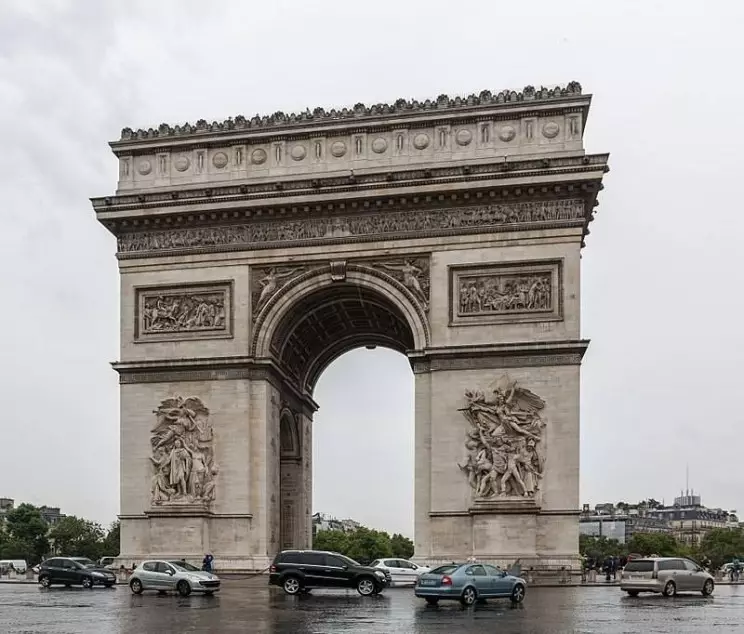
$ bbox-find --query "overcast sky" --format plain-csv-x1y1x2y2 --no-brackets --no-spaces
1,1,742,537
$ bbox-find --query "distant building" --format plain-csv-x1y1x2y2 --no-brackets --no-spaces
312,512,360,535
39,506,65,525
645,493,736,546
579,513,671,544
0,498,14,524
580,492,739,546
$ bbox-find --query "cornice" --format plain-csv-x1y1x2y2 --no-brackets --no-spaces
93,153,609,215
112,356,319,414
409,339,590,373
114,82,586,148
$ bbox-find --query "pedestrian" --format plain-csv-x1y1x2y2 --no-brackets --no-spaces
603,556,613,582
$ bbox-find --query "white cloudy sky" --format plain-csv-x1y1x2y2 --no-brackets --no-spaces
1,1,742,537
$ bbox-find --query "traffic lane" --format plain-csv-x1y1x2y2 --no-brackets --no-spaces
2,581,744,633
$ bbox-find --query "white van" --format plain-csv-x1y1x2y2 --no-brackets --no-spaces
0,560,28,574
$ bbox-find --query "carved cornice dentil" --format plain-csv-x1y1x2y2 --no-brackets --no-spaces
118,82,584,143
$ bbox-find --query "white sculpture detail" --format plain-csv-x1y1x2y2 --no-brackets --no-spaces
458,375,546,501
150,396,218,507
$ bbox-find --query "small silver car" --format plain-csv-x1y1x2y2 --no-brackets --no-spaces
129,560,220,597
620,557,714,597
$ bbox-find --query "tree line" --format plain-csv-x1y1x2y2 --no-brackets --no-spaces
0,503,119,564
580,528,744,571
313,526,414,564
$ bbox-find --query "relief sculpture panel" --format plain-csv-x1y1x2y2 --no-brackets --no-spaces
136,282,232,341
458,375,546,504
363,257,430,312
449,260,562,326
150,396,218,508
251,265,309,317
118,199,585,256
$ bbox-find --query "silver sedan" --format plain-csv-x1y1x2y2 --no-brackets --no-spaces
129,560,220,597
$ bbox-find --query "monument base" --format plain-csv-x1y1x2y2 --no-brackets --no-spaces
417,508,581,585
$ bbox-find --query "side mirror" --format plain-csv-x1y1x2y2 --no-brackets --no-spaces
412,564,418,570
342,565,348,570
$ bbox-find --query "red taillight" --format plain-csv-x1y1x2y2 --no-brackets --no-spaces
441,575,452,586
270,565,276,573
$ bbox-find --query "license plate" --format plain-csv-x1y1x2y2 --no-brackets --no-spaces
420,579,437,586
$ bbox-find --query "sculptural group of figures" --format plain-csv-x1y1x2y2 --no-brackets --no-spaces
142,293,226,333
458,375,546,500
459,274,551,315
150,396,218,506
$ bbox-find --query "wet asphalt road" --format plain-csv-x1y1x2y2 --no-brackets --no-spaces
2,580,744,633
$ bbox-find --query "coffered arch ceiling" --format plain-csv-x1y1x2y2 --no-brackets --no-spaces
270,283,415,394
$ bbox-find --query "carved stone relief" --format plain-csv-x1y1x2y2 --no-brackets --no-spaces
136,282,232,341
458,375,546,502
118,199,585,256
459,272,551,315
449,261,562,326
251,265,308,316
363,257,430,311
150,396,218,508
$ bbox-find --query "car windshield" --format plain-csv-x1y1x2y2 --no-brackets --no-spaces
169,561,201,572
430,565,460,575
72,558,97,568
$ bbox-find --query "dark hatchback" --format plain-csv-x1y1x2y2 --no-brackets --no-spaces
38,557,117,588
269,550,391,596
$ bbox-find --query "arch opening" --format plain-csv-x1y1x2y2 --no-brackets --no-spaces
269,277,421,551
269,281,417,395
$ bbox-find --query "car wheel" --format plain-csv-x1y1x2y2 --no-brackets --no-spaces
81,577,94,589
460,586,477,606
38,575,51,588
511,583,525,604
425,597,439,606
626,590,639,597
702,579,714,596
663,580,676,597
283,576,301,595
177,580,192,597
357,577,376,596
130,579,143,595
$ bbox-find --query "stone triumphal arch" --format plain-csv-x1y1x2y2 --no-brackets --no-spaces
94,82,608,576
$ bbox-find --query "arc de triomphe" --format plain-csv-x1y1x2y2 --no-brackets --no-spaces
93,82,608,575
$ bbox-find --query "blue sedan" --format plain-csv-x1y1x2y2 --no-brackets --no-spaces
414,563,526,606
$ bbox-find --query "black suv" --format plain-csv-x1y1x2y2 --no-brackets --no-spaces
38,557,117,589
270,550,391,596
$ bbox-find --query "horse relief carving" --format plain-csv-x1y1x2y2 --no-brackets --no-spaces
458,375,546,502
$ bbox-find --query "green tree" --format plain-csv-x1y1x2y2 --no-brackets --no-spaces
344,527,392,564
579,535,626,561
627,532,679,557
390,533,414,559
698,528,744,571
3,504,49,564
313,529,349,554
48,516,105,560
101,521,120,557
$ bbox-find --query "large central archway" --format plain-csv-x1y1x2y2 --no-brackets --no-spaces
254,266,427,551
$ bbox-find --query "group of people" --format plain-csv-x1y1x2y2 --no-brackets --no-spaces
582,555,628,583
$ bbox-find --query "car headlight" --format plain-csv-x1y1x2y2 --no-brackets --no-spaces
189,575,203,582
374,570,385,577
92,572,105,577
